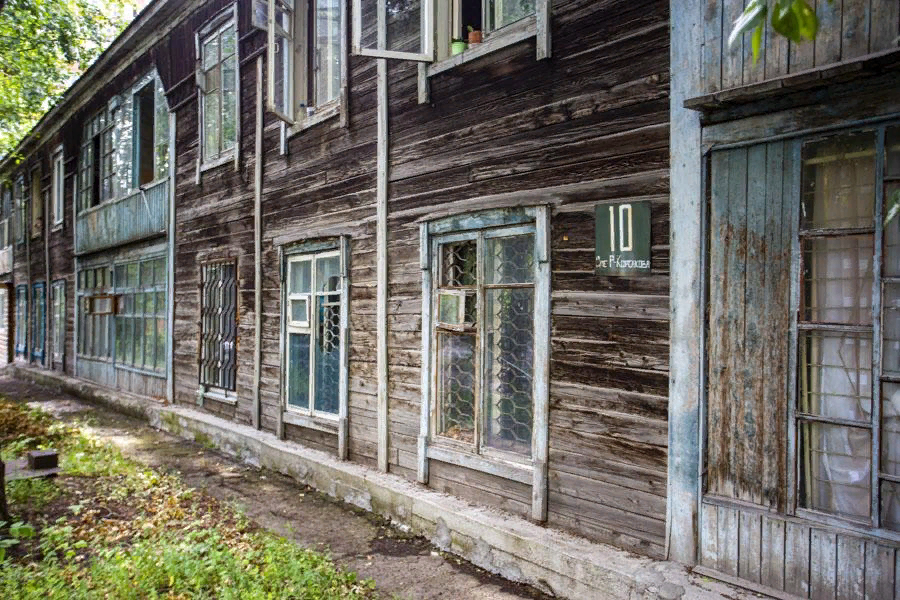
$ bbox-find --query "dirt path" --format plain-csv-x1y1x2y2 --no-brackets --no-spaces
3,375,551,600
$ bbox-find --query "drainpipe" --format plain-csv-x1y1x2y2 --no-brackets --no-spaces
44,174,50,368
252,55,264,430
376,56,390,473
166,111,176,403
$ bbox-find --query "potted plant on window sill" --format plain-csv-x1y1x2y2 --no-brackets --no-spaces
451,38,468,55
467,25,482,44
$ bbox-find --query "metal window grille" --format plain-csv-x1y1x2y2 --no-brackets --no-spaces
199,261,237,391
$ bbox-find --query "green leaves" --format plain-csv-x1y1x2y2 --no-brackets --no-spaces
729,0,828,63
0,0,139,158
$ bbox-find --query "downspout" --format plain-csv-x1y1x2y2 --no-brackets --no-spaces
44,177,50,367
252,55,264,430
25,189,31,364
73,172,79,378
376,56,389,473
166,111,176,403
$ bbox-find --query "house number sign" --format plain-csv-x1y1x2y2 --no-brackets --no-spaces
595,201,651,276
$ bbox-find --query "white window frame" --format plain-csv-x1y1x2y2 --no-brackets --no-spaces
266,0,349,132
0,183,12,248
51,146,64,228
419,206,550,521
279,237,350,458
51,280,66,364
196,6,240,172
13,174,25,245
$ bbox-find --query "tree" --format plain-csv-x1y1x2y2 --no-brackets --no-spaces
0,0,139,159
728,0,827,61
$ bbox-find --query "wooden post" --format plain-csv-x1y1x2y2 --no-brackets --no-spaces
667,0,704,565
253,55,264,430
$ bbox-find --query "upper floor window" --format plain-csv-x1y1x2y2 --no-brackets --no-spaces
78,110,115,212
197,15,238,166
434,0,534,61
267,0,345,126
30,168,42,238
52,147,64,228
0,183,12,248
14,174,25,245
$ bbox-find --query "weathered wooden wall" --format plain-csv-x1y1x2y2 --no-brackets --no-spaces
701,0,899,93
706,142,794,509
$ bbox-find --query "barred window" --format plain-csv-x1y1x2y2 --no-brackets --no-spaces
200,261,237,391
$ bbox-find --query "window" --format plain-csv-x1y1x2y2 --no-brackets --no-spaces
14,285,26,357
77,266,113,360
113,257,167,373
30,168,41,237
353,0,549,70
420,208,550,518
199,261,237,391
78,111,112,212
31,282,45,364
52,147,64,227
198,16,237,165
267,0,345,126
14,174,24,245
434,227,535,455
51,280,66,364
796,126,900,532
283,244,348,417
0,184,11,247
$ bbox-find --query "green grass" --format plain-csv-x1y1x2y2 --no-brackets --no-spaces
1,398,376,599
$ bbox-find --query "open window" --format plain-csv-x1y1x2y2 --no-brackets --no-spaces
197,11,238,168
353,0,433,61
133,84,156,188
266,0,347,127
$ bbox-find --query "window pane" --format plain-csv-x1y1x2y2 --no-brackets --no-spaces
882,383,900,477
290,298,308,323
273,31,291,116
202,34,219,70
884,283,900,376
203,90,220,160
221,24,236,57
222,56,237,151
798,331,872,422
315,0,342,106
802,235,873,324
156,291,166,316
385,0,422,53
436,332,476,445
882,480,900,531
484,234,534,285
316,255,341,292
799,421,871,519
887,126,900,179
438,292,462,325
886,182,900,278
127,263,139,288
801,132,875,230
145,317,155,369
115,317,126,363
134,316,144,367
156,318,166,371
490,0,534,30
289,259,312,294
288,332,311,409
314,296,341,414
441,240,476,287
483,288,534,455
140,260,153,286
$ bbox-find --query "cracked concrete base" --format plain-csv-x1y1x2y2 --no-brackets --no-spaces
10,365,757,600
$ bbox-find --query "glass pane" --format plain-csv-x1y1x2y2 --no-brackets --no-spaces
134,317,144,367
801,132,875,230
273,30,291,116
203,90,220,160
799,421,871,519
886,182,900,278
885,283,900,376
156,318,166,371
221,24,236,57
484,234,534,285
441,240,476,287
483,288,534,455
436,332,476,445
316,255,341,293
315,0,342,106
437,292,462,325
314,296,341,414
288,332,311,409
140,260,153,286
887,126,900,178
802,235,873,324
290,298,308,323
882,383,900,477
114,265,126,288
289,259,312,294
202,34,219,71
127,263,139,288
145,318,155,369
156,291,166,316
115,317,126,363
882,480,900,531
798,331,872,422
489,0,535,30
386,0,421,52
222,56,237,150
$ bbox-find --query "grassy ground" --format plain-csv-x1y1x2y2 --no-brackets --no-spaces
0,398,375,599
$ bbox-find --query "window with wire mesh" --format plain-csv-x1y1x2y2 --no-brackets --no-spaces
796,127,900,531
199,261,238,391
434,228,535,457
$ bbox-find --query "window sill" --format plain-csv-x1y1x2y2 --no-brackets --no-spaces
282,409,340,435
201,388,238,406
51,223,63,233
199,153,235,174
286,101,341,139
426,443,532,485
427,16,537,78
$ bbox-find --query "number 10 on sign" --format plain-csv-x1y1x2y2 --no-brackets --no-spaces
594,201,651,276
